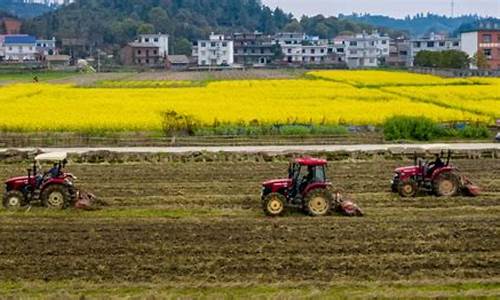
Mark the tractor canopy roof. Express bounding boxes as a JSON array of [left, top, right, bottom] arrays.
[[35, 152, 67, 162], [294, 157, 327, 166]]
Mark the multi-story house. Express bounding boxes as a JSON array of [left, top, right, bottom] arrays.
[[232, 32, 275, 66], [461, 28, 500, 70], [135, 34, 169, 58], [121, 42, 162, 66], [193, 33, 234, 66], [334, 31, 390, 68], [120, 33, 169, 67], [409, 32, 460, 66], [387, 37, 410, 67], [275, 32, 330, 64], [3, 35, 37, 61]]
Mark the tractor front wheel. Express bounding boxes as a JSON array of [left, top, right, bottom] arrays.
[[41, 185, 71, 209], [434, 173, 459, 197], [3, 190, 25, 210], [304, 189, 332, 217], [262, 193, 287, 217], [398, 180, 417, 197]]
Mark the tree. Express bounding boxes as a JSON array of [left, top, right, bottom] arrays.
[[414, 50, 469, 69], [137, 23, 155, 34], [472, 51, 490, 69], [173, 38, 192, 56], [283, 20, 303, 32]]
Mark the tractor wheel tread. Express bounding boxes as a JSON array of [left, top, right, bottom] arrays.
[[262, 193, 287, 217], [434, 172, 460, 197], [41, 184, 71, 209], [304, 189, 332, 217], [3, 190, 26, 210], [398, 179, 417, 198]]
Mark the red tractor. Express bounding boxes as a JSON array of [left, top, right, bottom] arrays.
[[261, 157, 363, 217], [391, 151, 480, 197], [3, 152, 95, 210]]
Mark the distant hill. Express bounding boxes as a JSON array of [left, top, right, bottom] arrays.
[[0, 0, 55, 18], [22, 0, 392, 56], [340, 13, 495, 37]]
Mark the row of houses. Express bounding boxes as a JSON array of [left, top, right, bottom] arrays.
[[122, 28, 499, 70]]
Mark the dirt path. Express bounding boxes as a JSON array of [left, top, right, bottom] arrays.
[[2, 143, 498, 154]]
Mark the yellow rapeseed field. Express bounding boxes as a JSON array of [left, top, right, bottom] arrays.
[[0, 71, 496, 132]]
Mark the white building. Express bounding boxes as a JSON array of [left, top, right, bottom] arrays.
[[409, 32, 460, 66], [193, 33, 234, 66], [135, 34, 169, 58], [3, 35, 37, 61], [334, 31, 390, 68], [275, 32, 330, 64], [36, 37, 57, 56]]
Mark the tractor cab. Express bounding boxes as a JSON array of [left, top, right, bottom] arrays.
[[287, 157, 329, 199]]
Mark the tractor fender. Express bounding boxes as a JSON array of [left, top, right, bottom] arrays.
[[430, 167, 456, 181], [39, 177, 68, 191], [303, 183, 331, 197]]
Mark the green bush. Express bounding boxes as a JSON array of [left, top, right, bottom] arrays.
[[383, 116, 443, 141], [384, 116, 491, 141]]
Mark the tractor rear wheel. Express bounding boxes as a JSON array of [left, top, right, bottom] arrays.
[[434, 173, 459, 197], [41, 185, 71, 209], [262, 193, 286, 217], [398, 180, 417, 197], [304, 189, 332, 217], [3, 190, 25, 210]]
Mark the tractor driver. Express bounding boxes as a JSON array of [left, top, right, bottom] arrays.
[[47, 163, 61, 178], [427, 154, 445, 176]]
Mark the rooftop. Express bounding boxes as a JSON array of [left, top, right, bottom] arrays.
[[5, 35, 36, 44]]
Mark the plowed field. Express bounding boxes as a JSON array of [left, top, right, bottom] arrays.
[[0, 157, 498, 298]]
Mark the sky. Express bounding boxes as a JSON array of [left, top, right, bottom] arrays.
[[262, 0, 500, 18]]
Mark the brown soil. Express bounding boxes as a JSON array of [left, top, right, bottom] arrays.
[[0, 158, 498, 285]]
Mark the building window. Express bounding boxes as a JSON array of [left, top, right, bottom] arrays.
[[153, 50, 157, 55], [439, 42, 445, 47], [154, 38, 159, 42], [201, 42, 206, 47], [414, 42, 421, 48], [349, 41, 357, 46], [251, 49, 255, 54], [302, 49, 305, 53], [287, 49, 292, 54], [483, 34, 492, 43], [382, 40, 387, 44], [222, 42, 227, 47], [337, 48, 344, 53], [453, 41, 459, 47], [211, 42, 216, 47], [427, 42, 435, 48], [145, 38, 149, 42], [146, 50, 149, 55], [137, 50, 141, 55], [484, 48, 492, 58], [146, 59, 150, 64]]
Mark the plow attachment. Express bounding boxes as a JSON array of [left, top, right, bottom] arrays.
[[461, 176, 480, 197], [74, 190, 103, 210], [333, 191, 364, 217]]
